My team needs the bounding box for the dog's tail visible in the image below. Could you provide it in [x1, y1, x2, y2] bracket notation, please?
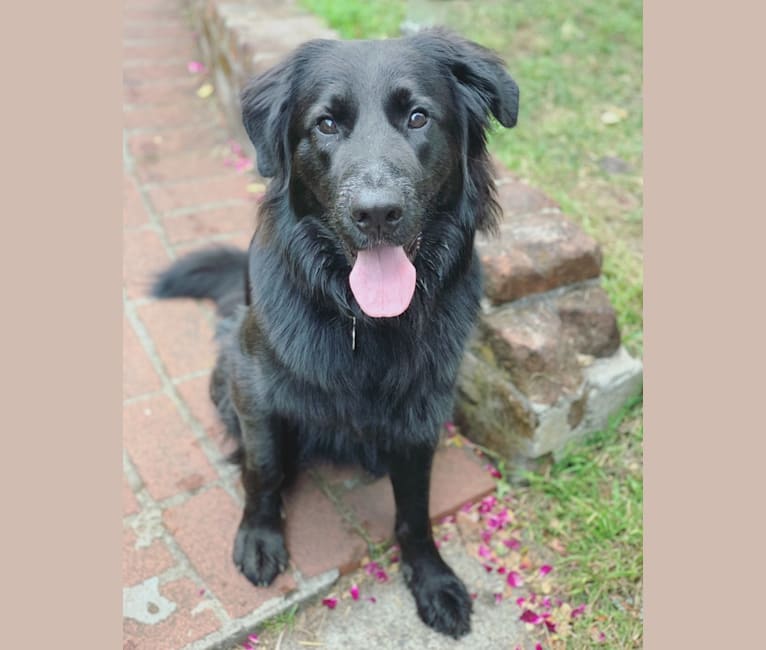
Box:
[151, 246, 248, 318]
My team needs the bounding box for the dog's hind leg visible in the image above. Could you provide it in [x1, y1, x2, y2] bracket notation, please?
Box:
[231, 410, 291, 587]
[390, 443, 473, 639]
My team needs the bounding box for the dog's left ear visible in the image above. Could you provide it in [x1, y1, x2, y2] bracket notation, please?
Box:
[415, 28, 519, 129]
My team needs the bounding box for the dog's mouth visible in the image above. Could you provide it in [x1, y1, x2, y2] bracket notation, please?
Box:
[348, 234, 422, 319]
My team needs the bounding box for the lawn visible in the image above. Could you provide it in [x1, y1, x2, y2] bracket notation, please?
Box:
[300, 1, 644, 647]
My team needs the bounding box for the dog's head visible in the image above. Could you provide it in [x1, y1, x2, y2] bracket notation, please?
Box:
[242, 29, 518, 318]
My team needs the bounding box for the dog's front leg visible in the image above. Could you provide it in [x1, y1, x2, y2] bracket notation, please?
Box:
[232, 411, 290, 587]
[389, 444, 473, 639]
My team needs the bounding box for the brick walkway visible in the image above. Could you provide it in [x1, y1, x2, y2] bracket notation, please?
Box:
[122, 2, 496, 648]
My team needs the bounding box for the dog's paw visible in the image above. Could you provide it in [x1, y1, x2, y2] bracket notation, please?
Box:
[232, 521, 289, 587]
[407, 563, 473, 639]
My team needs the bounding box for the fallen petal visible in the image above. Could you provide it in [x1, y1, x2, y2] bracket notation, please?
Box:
[322, 597, 338, 610]
[520, 609, 543, 625]
[540, 565, 553, 576]
[196, 83, 214, 99]
[545, 619, 557, 633]
[507, 571, 524, 588]
[186, 60, 205, 74]
[571, 603, 587, 618]
[349, 584, 360, 601]
[494, 593, 503, 604]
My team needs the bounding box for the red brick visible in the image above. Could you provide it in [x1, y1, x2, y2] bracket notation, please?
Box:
[342, 446, 497, 543]
[123, 577, 220, 650]
[163, 204, 256, 244]
[283, 474, 367, 577]
[428, 446, 496, 521]
[124, 316, 162, 399]
[123, 102, 217, 131]
[124, 61, 193, 84]
[173, 232, 253, 258]
[123, 41, 196, 63]
[124, 174, 150, 228]
[137, 299, 216, 378]
[123, 229, 170, 300]
[136, 153, 231, 185]
[128, 126, 228, 160]
[164, 486, 297, 619]
[314, 462, 365, 488]
[123, 79, 199, 107]
[123, 395, 218, 501]
[342, 479, 394, 544]
[124, 473, 140, 517]
[175, 374, 236, 456]
[123, 527, 176, 587]
[146, 176, 251, 214]
[123, 23, 193, 40]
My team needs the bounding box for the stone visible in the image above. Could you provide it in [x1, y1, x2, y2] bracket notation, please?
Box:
[477, 211, 603, 304]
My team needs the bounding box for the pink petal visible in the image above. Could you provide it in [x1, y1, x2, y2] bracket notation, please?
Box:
[503, 538, 521, 550]
[536, 645, 544, 650]
[478, 544, 491, 558]
[440, 514, 456, 525]
[478, 495, 497, 513]
[349, 584, 360, 601]
[539, 564, 553, 576]
[234, 158, 252, 172]
[507, 571, 524, 588]
[444, 421, 456, 434]
[247, 633, 259, 643]
[364, 561, 380, 575]
[389, 555, 399, 563]
[598, 631, 607, 643]
[484, 564, 494, 573]
[494, 593, 503, 604]
[481, 530, 493, 544]
[198, 588, 205, 596]
[520, 609, 543, 625]
[516, 597, 526, 607]
[470, 592, 478, 600]
[186, 60, 205, 73]
[545, 619, 557, 633]
[497, 566, 507, 574]
[322, 597, 338, 610]
[484, 463, 502, 479]
[541, 596, 552, 609]
[374, 569, 389, 583]
[242, 644, 253, 650]
[571, 603, 587, 618]
[367, 596, 377, 604]
[461, 501, 473, 513]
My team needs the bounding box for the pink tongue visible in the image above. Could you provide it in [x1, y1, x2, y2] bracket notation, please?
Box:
[349, 246, 416, 318]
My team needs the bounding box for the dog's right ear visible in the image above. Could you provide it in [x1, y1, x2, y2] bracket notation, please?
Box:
[241, 58, 294, 179]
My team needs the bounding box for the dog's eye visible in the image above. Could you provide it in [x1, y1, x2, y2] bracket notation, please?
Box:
[408, 110, 428, 129]
[317, 117, 338, 135]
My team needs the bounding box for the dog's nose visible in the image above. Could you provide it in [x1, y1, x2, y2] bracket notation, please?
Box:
[351, 190, 403, 236]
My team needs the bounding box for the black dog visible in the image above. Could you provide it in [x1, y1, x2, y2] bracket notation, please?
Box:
[153, 28, 518, 638]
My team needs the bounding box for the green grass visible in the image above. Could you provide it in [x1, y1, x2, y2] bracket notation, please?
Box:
[299, 2, 644, 646]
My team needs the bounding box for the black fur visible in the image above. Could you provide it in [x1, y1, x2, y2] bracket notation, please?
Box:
[152, 28, 518, 639]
